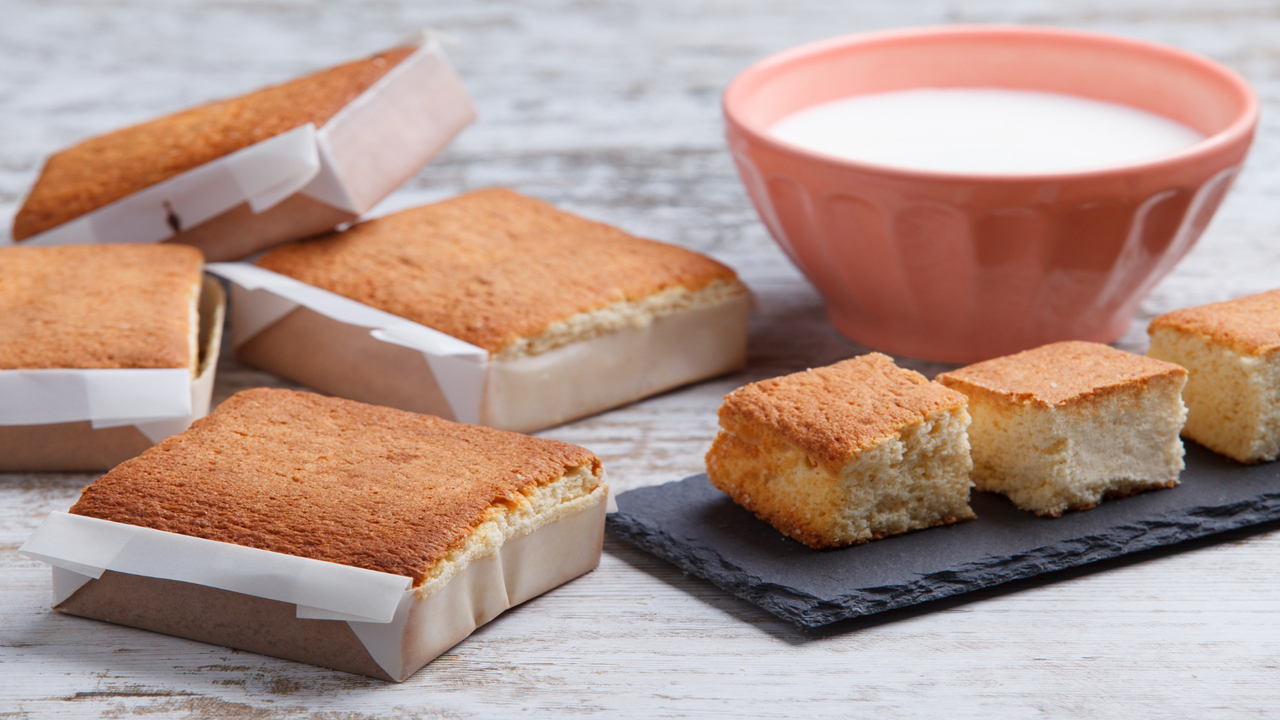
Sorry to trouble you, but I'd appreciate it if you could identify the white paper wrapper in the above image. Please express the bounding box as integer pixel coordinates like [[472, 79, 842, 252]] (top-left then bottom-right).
[[23, 512, 411, 622], [20, 493, 608, 681], [0, 369, 192, 429], [208, 264, 751, 433], [20, 36, 475, 261], [208, 262, 489, 424], [0, 278, 225, 470]]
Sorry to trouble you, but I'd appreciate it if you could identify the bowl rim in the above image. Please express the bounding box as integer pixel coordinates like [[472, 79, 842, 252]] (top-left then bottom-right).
[[722, 24, 1260, 183]]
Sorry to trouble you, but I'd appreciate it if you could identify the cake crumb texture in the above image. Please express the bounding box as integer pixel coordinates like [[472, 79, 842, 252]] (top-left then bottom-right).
[[0, 244, 203, 370], [940, 342, 1188, 517], [706, 353, 975, 548], [1148, 310, 1280, 463], [255, 188, 742, 353], [13, 47, 415, 240], [70, 389, 603, 586]]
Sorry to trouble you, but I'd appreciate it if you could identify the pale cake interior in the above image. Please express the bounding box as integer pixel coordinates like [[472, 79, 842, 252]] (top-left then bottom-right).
[[186, 273, 203, 377], [708, 404, 975, 548], [493, 278, 746, 360], [962, 374, 1187, 517], [1148, 326, 1280, 463], [415, 464, 606, 598], [706, 355, 976, 549]]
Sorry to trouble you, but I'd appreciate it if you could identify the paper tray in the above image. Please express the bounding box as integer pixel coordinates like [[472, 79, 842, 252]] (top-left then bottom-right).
[[24, 496, 607, 681], [212, 263, 750, 433], [606, 444, 1280, 627], [20, 37, 475, 261], [0, 277, 225, 472]]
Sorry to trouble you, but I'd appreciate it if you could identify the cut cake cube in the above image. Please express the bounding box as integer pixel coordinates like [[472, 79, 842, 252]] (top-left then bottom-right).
[[1147, 289, 1280, 463], [937, 341, 1188, 517], [705, 353, 975, 549]]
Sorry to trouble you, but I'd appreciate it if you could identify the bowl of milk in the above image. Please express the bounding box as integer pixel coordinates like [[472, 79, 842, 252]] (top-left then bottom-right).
[[724, 25, 1257, 363]]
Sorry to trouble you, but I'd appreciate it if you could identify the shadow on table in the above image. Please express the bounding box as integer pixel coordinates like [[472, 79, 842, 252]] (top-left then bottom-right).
[[604, 516, 1280, 646]]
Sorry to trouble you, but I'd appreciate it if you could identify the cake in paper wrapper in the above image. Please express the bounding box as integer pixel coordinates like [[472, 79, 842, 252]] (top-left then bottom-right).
[[22, 388, 609, 681], [13, 38, 475, 261], [938, 341, 1188, 517], [1147, 290, 1280, 464], [705, 353, 976, 548], [215, 187, 751, 432], [0, 244, 223, 471]]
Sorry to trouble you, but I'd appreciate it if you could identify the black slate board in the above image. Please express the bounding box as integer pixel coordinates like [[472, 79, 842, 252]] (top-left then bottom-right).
[[606, 444, 1280, 627]]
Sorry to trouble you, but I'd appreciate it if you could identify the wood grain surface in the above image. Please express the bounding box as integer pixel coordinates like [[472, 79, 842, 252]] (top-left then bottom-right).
[[2, 0, 1279, 717]]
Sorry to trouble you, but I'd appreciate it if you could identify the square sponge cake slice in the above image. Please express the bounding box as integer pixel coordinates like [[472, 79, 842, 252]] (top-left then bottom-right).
[[705, 353, 975, 549], [245, 187, 750, 433], [254, 187, 747, 359], [937, 341, 1188, 517], [69, 388, 608, 592], [1147, 289, 1280, 464], [0, 244, 204, 375], [13, 47, 414, 242]]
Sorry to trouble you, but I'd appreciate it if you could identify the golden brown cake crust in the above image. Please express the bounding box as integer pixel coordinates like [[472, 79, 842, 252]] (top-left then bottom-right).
[[936, 340, 1187, 407], [0, 244, 203, 370], [70, 388, 602, 586], [1149, 289, 1280, 357], [255, 188, 741, 352], [717, 353, 967, 472], [13, 47, 415, 241]]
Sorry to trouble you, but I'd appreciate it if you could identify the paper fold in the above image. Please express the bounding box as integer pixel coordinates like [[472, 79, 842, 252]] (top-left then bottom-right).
[[0, 278, 225, 471], [22, 37, 475, 254], [30, 494, 608, 681], [0, 368, 193, 427], [0, 276, 226, 434], [21, 512, 411, 624], [208, 263, 489, 424], [24, 125, 321, 248]]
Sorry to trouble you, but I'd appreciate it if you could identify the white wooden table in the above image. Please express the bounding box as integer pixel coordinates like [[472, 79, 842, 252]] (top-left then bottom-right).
[[3, 0, 1279, 717]]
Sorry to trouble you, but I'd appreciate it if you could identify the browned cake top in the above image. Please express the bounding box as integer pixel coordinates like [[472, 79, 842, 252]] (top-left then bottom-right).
[[718, 353, 967, 469], [936, 341, 1187, 407], [0, 244, 203, 370], [255, 188, 740, 352], [70, 388, 601, 586], [1149, 289, 1280, 357], [13, 47, 415, 241]]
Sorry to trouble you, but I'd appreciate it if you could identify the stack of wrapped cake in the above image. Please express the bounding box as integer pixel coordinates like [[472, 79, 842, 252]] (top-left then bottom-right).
[[10, 37, 749, 681]]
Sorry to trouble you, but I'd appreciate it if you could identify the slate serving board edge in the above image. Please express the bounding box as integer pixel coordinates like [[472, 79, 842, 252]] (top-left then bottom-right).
[[606, 482, 1280, 628]]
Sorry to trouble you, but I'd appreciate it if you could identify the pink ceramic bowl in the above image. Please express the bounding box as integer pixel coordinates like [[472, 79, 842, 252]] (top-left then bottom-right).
[[724, 25, 1258, 363]]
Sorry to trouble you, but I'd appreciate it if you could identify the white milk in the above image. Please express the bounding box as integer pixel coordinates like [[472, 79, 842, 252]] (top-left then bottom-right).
[[768, 88, 1204, 174]]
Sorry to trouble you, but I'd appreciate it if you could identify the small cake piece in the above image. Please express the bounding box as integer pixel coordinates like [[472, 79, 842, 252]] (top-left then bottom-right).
[[0, 244, 204, 374], [71, 388, 607, 588], [705, 353, 975, 549], [13, 47, 414, 241], [1147, 289, 1280, 463], [937, 341, 1188, 517], [256, 187, 746, 359]]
